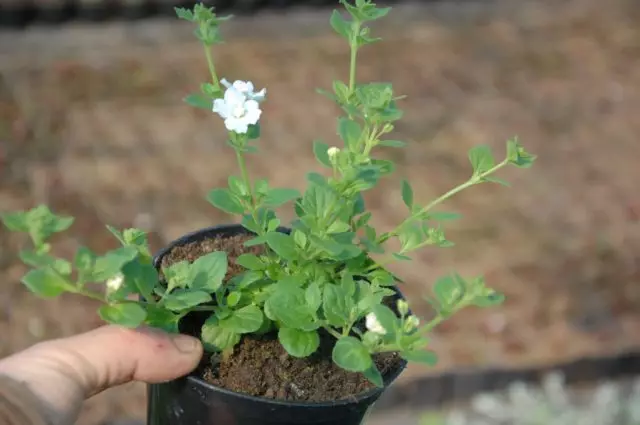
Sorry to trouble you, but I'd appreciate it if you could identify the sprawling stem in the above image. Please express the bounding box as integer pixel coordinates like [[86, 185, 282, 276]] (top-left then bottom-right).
[[235, 148, 255, 208], [203, 44, 220, 88], [378, 159, 509, 244], [349, 40, 359, 93]]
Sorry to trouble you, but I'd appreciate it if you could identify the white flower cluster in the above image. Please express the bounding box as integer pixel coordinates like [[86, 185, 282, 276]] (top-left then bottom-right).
[[213, 79, 266, 134]]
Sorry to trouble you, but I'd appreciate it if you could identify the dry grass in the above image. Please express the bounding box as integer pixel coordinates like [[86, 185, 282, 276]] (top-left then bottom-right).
[[1, 0, 639, 422]]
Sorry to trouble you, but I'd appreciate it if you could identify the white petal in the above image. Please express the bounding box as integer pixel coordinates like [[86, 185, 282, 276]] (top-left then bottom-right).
[[224, 87, 246, 105], [244, 99, 260, 111], [220, 78, 232, 89], [232, 80, 249, 93], [212, 98, 230, 118], [244, 108, 262, 125], [225, 117, 248, 134], [234, 121, 249, 134], [252, 88, 267, 102]]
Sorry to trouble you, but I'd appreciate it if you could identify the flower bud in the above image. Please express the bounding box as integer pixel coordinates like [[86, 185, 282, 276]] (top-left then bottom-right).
[[365, 313, 386, 335], [327, 146, 341, 162], [403, 315, 420, 332], [106, 274, 124, 294], [397, 299, 409, 316]]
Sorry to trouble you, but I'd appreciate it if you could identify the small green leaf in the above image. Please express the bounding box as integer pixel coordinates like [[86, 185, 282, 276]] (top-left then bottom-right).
[[337, 118, 362, 150], [122, 260, 158, 301], [201, 316, 241, 352], [189, 251, 228, 292], [264, 188, 300, 208], [218, 304, 263, 334], [506, 137, 536, 168], [244, 235, 268, 247], [433, 275, 465, 312], [1, 211, 29, 232], [246, 124, 261, 140], [184, 94, 212, 110], [305, 282, 322, 312], [265, 232, 298, 260], [99, 303, 147, 328], [313, 140, 333, 168], [236, 253, 264, 271], [226, 291, 241, 307], [266, 288, 317, 329], [163, 261, 191, 290], [468, 145, 495, 176], [174, 7, 195, 21], [401, 180, 413, 209], [363, 364, 384, 387], [20, 250, 72, 276], [106, 225, 125, 244], [401, 350, 438, 365], [278, 328, 320, 358], [323, 284, 353, 327], [207, 189, 245, 215], [123, 228, 150, 248], [90, 246, 139, 282], [330, 10, 352, 39], [163, 289, 212, 311], [144, 305, 182, 333], [379, 140, 406, 148], [332, 336, 373, 372], [21, 268, 70, 297], [306, 172, 328, 187]]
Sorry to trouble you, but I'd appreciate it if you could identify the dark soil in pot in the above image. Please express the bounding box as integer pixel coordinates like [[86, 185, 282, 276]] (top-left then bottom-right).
[[158, 229, 405, 403]]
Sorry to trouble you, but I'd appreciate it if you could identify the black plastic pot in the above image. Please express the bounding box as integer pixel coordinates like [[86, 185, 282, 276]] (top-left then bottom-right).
[[149, 224, 407, 425]]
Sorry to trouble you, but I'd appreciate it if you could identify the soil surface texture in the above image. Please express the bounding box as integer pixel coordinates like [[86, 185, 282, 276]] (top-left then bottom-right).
[[161, 232, 404, 402]]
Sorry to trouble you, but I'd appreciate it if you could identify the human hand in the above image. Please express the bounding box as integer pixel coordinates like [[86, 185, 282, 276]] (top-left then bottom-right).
[[0, 325, 203, 425]]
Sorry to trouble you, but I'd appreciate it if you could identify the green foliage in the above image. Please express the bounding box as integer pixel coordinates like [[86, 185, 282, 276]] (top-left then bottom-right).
[[99, 303, 147, 328], [332, 336, 372, 372], [0, 0, 536, 391], [278, 328, 320, 357]]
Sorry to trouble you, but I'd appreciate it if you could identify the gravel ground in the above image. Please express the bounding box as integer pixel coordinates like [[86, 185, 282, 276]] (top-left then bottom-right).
[[369, 375, 640, 425]]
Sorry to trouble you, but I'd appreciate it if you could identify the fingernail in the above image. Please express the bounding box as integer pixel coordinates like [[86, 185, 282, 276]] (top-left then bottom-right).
[[171, 334, 200, 353]]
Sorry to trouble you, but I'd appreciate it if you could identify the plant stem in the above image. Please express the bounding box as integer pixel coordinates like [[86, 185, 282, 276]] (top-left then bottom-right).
[[72, 289, 106, 303], [378, 159, 509, 243], [348, 23, 361, 93], [323, 325, 343, 340], [203, 44, 220, 88], [235, 148, 256, 210]]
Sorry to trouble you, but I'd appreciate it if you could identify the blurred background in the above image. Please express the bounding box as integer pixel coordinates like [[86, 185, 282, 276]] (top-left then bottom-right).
[[1, 0, 639, 424]]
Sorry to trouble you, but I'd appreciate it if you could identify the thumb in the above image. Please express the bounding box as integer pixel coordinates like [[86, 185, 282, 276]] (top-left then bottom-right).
[[0, 325, 203, 425]]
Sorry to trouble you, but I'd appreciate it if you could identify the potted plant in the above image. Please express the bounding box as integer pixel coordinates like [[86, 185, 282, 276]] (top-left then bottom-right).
[[1, 1, 536, 424]]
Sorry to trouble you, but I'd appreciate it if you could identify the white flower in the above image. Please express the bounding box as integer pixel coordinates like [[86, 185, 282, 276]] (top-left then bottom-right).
[[106, 274, 124, 293], [327, 146, 340, 161], [366, 313, 386, 335], [213, 79, 265, 134], [220, 78, 266, 103]]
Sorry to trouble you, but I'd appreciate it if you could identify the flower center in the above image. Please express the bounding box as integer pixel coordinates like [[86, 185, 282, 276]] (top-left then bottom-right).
[[232, 105, 246, 118]]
